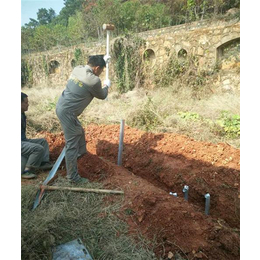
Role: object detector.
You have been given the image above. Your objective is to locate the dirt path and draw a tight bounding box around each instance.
[36,124,240,260]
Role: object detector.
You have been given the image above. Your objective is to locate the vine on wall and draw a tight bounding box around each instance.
[21,59,33,87]
[42,55,49,77]
[111,36,145,93]
[74,48,85,66]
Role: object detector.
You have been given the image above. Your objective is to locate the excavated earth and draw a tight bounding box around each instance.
[35,124,240,260]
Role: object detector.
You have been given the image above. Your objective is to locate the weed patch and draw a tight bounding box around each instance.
[127,97,162,131]
[216,111,240,138]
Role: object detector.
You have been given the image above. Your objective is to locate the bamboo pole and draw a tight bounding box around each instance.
[40,185,124,195]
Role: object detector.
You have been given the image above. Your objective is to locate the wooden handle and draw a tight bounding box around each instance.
[40,185,124,195]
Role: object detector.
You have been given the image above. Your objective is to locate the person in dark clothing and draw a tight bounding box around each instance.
[21,92,53,179]
[56,55,111,183]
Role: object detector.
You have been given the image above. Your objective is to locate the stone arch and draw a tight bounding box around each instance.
[143,49,156,67]
[216,36,240,62]
[178,48,188,59]
[143,49,155,61]
[49,60,60,74]
[216,37,240,69]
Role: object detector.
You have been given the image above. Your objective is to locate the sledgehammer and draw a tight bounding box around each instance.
[102,24,115,82]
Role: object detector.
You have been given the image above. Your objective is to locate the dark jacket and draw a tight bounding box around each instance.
[21,112,27,141]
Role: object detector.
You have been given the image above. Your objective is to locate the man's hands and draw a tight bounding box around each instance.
[103,54,111,64]
[103,79,111,88]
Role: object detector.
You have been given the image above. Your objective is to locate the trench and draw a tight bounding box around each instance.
[44,125,240,259]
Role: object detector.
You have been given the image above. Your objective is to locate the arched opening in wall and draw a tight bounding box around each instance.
[216,38,240,69]
[71,59,76,68]
[49,60,60,74]
[143,49,156,65]
[178,49,187,59]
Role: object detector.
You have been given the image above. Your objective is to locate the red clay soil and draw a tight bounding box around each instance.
[41,124,240,260]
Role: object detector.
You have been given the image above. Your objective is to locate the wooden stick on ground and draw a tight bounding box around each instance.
[40,185,124,195]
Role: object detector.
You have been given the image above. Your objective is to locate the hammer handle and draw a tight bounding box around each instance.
[41,185,124,195]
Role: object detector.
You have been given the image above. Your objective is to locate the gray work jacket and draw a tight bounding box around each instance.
[56,65,108,116]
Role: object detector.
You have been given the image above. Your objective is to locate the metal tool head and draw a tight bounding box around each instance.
[102,24,115,31]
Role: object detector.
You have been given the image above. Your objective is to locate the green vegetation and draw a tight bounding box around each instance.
[178,112,201,121]
[127,98,162,131]
[216,111,240,138]
[112,36,145,93]
[74,48,85,66]
[21,0,240,53]
[42,55,49,77]
[22,179,159,260]
[21,60,33,87]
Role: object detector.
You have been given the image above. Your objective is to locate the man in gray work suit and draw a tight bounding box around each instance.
[21,92,53,179]
[56,55,111,183]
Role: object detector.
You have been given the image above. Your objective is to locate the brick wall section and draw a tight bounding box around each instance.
[22,18,240,88]
[138,18,240,70]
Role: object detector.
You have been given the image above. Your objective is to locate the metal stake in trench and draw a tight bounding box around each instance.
[183,185,189,201]
[205,193,211,215]
[117,119,125,166]
[32,147,66,210]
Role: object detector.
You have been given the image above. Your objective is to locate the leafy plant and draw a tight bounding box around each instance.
[216,111,240,138]
[127,97,161,131]
[45,98,58,111]
[178,111,201,120]
[154,52,189,88]
[74,48,85,65]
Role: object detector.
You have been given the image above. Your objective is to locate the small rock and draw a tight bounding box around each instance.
[167,251,174,259]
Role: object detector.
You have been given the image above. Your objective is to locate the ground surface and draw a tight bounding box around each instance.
[25,124,240,260]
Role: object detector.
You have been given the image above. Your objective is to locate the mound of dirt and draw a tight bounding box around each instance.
[41,124,240,260]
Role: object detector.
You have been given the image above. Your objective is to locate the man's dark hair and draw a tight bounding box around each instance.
[21,92,28,102]
[87,55,106,68]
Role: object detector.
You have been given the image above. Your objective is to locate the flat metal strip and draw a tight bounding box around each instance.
[32,147,66,210]
[52,238,93,260]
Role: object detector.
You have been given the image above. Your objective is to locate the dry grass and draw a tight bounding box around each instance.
[21,177,160,260]
[22,77,240,148]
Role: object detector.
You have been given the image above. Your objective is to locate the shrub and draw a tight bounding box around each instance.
[111,36,145,93]
[127,98,161,131]
[216,111,240,138]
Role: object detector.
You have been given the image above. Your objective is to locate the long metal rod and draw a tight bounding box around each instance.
[105,30,110,80]
[117,119,125,166]
[32,147,66,210]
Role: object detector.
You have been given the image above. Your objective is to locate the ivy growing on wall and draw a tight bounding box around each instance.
[74,48,85,66]
[111,35,145,93]
[21,59,33,87]
[42,55,49,77]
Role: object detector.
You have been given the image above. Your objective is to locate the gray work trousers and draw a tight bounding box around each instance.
[56,107,86,182]
[21,138,50,173]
